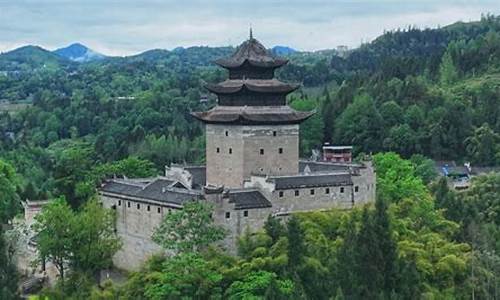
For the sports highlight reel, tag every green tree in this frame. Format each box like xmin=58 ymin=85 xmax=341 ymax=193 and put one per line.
xmin=226 ymin=271 xmax=294 ymax=299
xmin=70 ymin=198 xmax=121 ymax=282
xmin=0 ymin=159 xmax=20 ymax=223
xmin=379 ymin=101 xmax=403 ymax=129
xmin=51 ymin=142 xmax=96 ymax=207
xmin=33 ymin=197 xmax=74 ymax=282
xmin=334 ymin=94 xmax=383 ymax=153
xmin=152 ymin=201 xmax=226 ymax=253
xmin=372 ymin=197 xmax=397 ymax=295
xmin=286 ymin=216 xmax=305 ymax=275
xmin=465 ymin=123 xmax=500 ymax=166
xmin=410 ymin=154 xmax=438 ymax=184
xmin=383 ymin=124 xmax=417 ymax=157
xmin=144 ymin=253 xmax=223 ymax=299
xmin=290 ymin=98 xmax=324 ymax=156
xmin=335 ymin=218 xmax=358 ymax=298
xmin=0 ymin=227 xmax=18 ymax=300
xmin=373 ymin=152 xmax=427 ymax=203
xmin=264 ymin=214 xmax=285 ymax=244
xmin=355 ymin=207 xmax=384 ymax=298
xmin=439 ymin=48 xmax=459 ymax=85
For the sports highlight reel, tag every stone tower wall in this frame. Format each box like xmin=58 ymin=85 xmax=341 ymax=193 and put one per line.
xmin=206 ymin=124 xmax=299 ymax=188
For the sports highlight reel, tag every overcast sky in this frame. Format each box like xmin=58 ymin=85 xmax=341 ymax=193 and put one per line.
xmin=1 ymin=1 xmax=499 ymax=56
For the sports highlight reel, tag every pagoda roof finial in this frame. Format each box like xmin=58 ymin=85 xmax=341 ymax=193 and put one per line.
xmin=249 ymin=25 xmax=253 ymax=40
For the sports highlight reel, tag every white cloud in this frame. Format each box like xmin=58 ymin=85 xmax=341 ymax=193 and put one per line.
xmin=0 ymin=1 xmax=499 ymax=55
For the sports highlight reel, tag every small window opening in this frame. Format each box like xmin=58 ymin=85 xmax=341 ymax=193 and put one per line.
xmin=279 ymin=148 xmax=283 ymax=154
xmin=157 ymin=207 xmax=161 ymax=213
xmin=310 ymin=189 xmax=315 ymax=195
xmin=340 ymin=187 xmax=345 ymax=193
xmin=243 ymin=210 xmax=248 ymax=217
xmin=127 ymin=202 xmax=131 ymax=208
xmin=118 ymin=200 xmax=121 ymax=206
xmin=325 ymin=188 xmax=330 ymax=194
xmin=260 ymin=149 xmax=264 ymax=155
xmin=225 ymin=131 xmax=228 ymax=136
xmin=279 ymin=191 xmax=284 ymax=197
xmin=137 ymin=203 xmax=140 ymax=209
xmin=273 ymin=131 xmax=277 ymax=136
xmin=355 ymin=186 xmax=359 ymax=193
xmin=229 ymin=148 xmax=232 ymax=154
xmin=147 ymin=205 xmax=150 ymax=212
xmin=216 ymin=147 xmax=220 ymax=153
xmin=225 ymin=212 xmax=231 ymax=219
xmin=295 ymin=190 xmax=300 ymax=196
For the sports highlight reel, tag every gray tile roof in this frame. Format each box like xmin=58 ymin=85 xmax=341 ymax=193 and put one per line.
xmin=269 ymin=173 xmax=353 ymax=190
xmin=299 ymin=161 xmax=363 ymax=174
xmin=183 ymin=165 xmax=206 ymax=188
xmin=100 ymin=178 xmax=201 ymax=205
xmin=214 ymin=37 xmax=288 ymax=69
xmin=227 ymin=189 xmax=272 ymax=210
xmin=192 ymin=105 xmax=314 ymax=125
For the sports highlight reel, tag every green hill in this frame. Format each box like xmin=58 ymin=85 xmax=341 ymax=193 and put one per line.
xmin=0 ymin=45 xmax=73 ymax=72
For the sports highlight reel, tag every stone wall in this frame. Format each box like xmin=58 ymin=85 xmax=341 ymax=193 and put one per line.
xmin=205 ymin=192 xmax=272 ymax=253
xmin=270 ymin=185 xmax=354 ymax=214
xmin=351 ymin=161 xmax=377 ymax=206
xmin=99 ymin=161 xmax=376 ymax=271
xmin=100 ymin=194 xmax=176 ymax=270
xmin=245 ymin=161 xmax=377 ymax=215
xmin=206 ymin=124 xmax=299 ymax=188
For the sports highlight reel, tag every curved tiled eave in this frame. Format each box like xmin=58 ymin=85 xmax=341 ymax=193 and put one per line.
xmin=205 ymin=79 xmax=299 ymax=95
xmin=191 ymin=106 xmax=315 ymax=125
xmin=214 ymin=57 xmax=288 ymax=69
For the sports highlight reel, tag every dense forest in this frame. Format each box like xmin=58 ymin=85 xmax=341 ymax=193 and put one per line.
xmin=1 ymin=14 xmax=500 ymax=299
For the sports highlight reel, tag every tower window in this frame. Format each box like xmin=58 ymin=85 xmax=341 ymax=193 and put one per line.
xmin=118 ymin=200 xmax=121 ymax=206
xmin=157 ymin=207 xmax=161 ymax=213
xmin=325 ymin=188 xmax=330 ymax=194
xmin=340 ymin=187 xmax=345 ymax=193
xmin=229 ymin=148 xmax=232 ymax=154
xmin=137 ymin=203 xmax=140 ymax=209
xmin=127 ymin=202 xmax=131 ymax=208
xmin=273 ymin=131 xmax=277 ymax=136
xmin=355 ymin=186 xmax=359 ymax=193
xmin=295 ymin=190 xmax=300 ymax=196
xmin=225 ymin=212 xmax=231 ymax=219
xmin=243 ymin=210 xmax=248 ymax=217
xmin=225 ymin=130 xmax=228 ymax=136
xmin=147 ymin=205 xmax=150 ymax=212
xmin=216 ymin=147 xmax=220 ymax=153
xmin=260 ymin=149 xmax=264 ymax=155
xmin=310 ymin=189 xmax=315 ymax=195
xmin=279 ymin=191 xmax=284 ymax=197
xmin=278 ymin=148 xmax=283 ymax=154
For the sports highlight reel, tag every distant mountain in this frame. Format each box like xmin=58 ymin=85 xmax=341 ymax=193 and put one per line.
xmin=54 ymin=43 xmax=106 ymax=62
xmin=0 ymin=45 xmax=72 ymax=71
xmin=272 ymin=46 xmax=296 ymax=56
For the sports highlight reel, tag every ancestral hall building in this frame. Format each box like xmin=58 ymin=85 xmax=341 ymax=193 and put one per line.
xmin=99 ymin=35 xmax=376 ymax=270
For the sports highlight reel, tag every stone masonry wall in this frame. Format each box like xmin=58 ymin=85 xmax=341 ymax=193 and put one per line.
xmin=206 ymin=124 xmax=299 ymax=188
xmin=351 ymin=161 xmax=377 ymax=206
xmin=101 ymin=194 xmax=175 ymax=270
xmin=270 ymin=185 xmax=354 ymax=214
xmin=205 ymin=193 xmax=272 ymax=253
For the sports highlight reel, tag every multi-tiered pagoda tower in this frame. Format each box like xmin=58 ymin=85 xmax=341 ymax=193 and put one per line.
xmin=192 ymin=34 xmax=313 ymax=188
